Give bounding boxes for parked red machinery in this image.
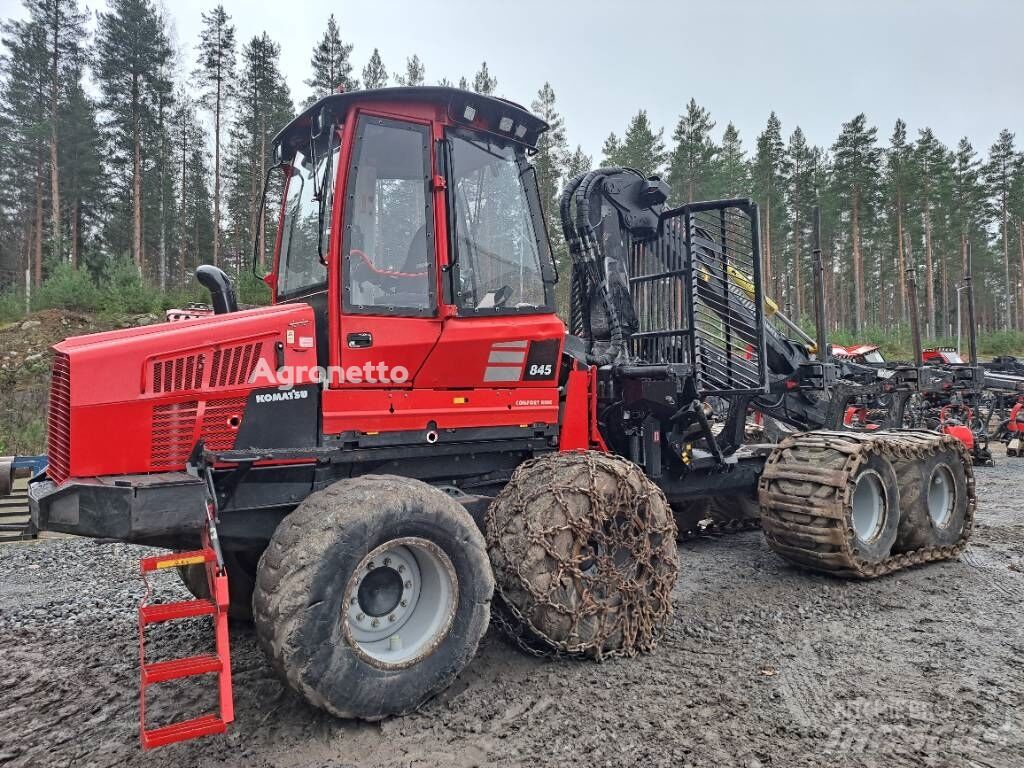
[19,87,974,748]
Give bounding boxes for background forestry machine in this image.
[23,88,975,748]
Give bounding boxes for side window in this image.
[447,129,552,314]
[342,117,435,315]
[277,145,336,297]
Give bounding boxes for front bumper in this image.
[29,472,208,541]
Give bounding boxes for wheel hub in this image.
[342,537,457,669]
[927,465,954,528]
[851,470,885,543]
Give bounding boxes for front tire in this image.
[253,475,493,720]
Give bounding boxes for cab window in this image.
[277,145,336,298]
[342,117,435,315]
[447,128,553,314]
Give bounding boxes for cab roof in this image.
[274,86,549,156]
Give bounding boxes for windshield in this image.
[447,129,552,313]
[863,350,885,364]
[277,143,338,297]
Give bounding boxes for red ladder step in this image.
[141,714,226,750]
[142,654,222,685]
[139,599,216,624]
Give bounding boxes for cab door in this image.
[333,114,442,387]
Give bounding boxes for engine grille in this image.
[150,397,246,470]
[47,352,71,484]
[149,342,264,394]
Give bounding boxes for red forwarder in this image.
[25,87,973,749]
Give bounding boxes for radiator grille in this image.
[151,401,199,469]
[47,352,71,484]
[151,397,245,469]
[200,397,247,451]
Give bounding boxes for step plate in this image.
[141,714,226,750]
[142,654,222,685]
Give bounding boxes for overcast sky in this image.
[1,0,1021,161]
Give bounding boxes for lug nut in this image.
[371,618,380,628]
[388,614,396,622]
[367,561,375,569]
[400,599,408,608]
[398,565,405,573]
[404,580,412,589]
[356,613,365,621]
[384,557,391,566]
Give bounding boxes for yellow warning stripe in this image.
[154,554,206,570]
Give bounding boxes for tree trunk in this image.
[213,75,222,267]
[763,200,772,300]
[33,170,44,286]
[70,199,79,269]
[1003,206,1011,330]
[851,186,863,333]
[895,204,905,322]
[793,204,802,320]
[179,133,188,288]
[258,123,267,269]
[924,207,935,338]
[1018,218,1024,330]
[132,76,143,273]
[48,8,62,261]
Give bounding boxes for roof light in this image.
[498,116,514,132]
[514,124,527,139]
[462,104,477,121]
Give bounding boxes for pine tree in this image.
[394,55,425,87]
[304,14,356,105]
[985,129,1016,329]
[600,132,622,167]
[226,33,293,271]
[708,122,749,199]
[667,98,716,204]
[471,62,496,95]
[58,81,104,269]
[26,0,88,263]
[606,110,665,178]
[884,119,913,322]
[752,112,787,302]
[784,127,815,318]
[831,113,880,331]
[361,48,388,89]
[0,14,50,285]
[565,145,592,181]
[194,4,236,269]
[912,128,950,335]
[94,0,173,272]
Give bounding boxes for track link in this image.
[758,430,975,578]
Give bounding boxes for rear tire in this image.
[178,549,259,622]
[252,475,493,720]
[894,448,969,551]
[846,454,901,563]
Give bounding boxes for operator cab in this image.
[264,87,563,437]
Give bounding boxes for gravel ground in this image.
[1,453,1022,768]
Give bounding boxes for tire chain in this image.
[758,429,975,578]
[485,450,678,661]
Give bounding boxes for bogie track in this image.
[758,430,975,578]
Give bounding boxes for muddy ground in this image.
[1,453,1022,768]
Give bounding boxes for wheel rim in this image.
[342,537,458,669]
[851,470,885,543]
[927,465,955,528]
